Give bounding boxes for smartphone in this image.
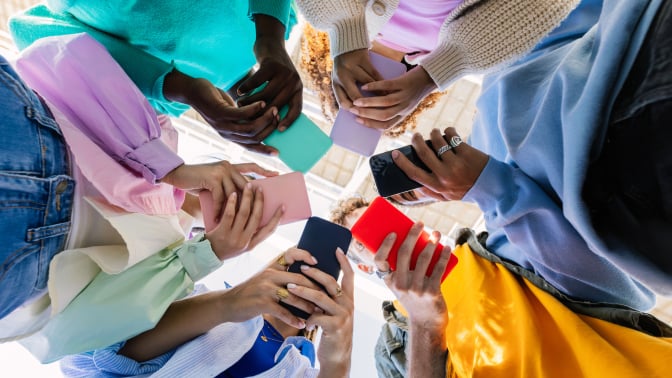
[350,197,458,282]
[199,172,312,232]
[283,216,352,319]
[330,52,407,156]
[239,82,333,173]
[369,140,433,197]
[264,113,332,173]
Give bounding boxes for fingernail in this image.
[306,324,315,331]
[278,126,286,132]
[353,99,362,106]
[272,107,278,116]
[336,247,345,255]
[281,205,287,213]
[287,283,297,289]
[246,182,252,189]
[230,192,237,199]
[260,101,266,108]
[391,150,400,159]
[355,117,364,125]
[312,256,318,264]
[386,233,396,240]
[361,84,369,90]
[298,320,306,329]
[270,150,279,157]
[300,264,310,271]
[349,108,359,115]
[256,186,263,193]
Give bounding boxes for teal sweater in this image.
[10,0,293,116]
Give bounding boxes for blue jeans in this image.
[374,300,408,378]
[0,56,74,319]
[583,0,672,276]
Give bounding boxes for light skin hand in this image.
[118,248,319,361]
[205,184,272,260]
[350,66,437,129]
[288,249,355,378]
[163,69,280,155]
[374,224,451,378]
[332,49,384,110]
[393,127,490,200]
[237,14,303,132]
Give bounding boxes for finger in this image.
[411,240,437,290]
[443,127,465,154]
[219,191,238,229]
[249,205,284,249]
[210,100,266,122]
[360,79,398,93]
[287,282,342,315]
[244,186,264,233]
[233,163,279,178]
[412,132,444,173]
[355,115,403,130]
[226,106,279,139]
[277,92,303,131]
[416,186,446,202]
[350,104,403,122]
[237,70,272,98]
[231,184,254,232]
[373,232,397,272]
[351,92,402,108]
[277,290,319,318]
[268,303,307,329]
[273,247,318,270]
[392,149,438,188]
[226,165,249,193]
[428,245,453,288]
[333,83,354,109]
[397,222,424,276]
[298,264,341,296]
[336,248,355,297]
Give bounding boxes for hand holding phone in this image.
[199,172,312,232]
[283,217,352,319]
[369,140,433,197]
[350,197,458,281]
[330,52,407,156]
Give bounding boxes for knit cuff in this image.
[329,13,370,57]
[419,43,472,91]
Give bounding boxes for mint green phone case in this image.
[264,108,332,173]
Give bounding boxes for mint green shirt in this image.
[10,0,292,116]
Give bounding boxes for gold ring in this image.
[276,288,290,301]
[334,285,343,297]
[276,254,288,267]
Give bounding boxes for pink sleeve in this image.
[15,33,184,183]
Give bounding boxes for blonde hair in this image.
[300,23,445,137]
[329,196,370,226]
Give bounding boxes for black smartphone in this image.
[369,140,433,197]
[282,216,352,319]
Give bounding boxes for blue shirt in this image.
[463,0,665,310]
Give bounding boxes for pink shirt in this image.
[16,33,185,216]
[377,0,464,56]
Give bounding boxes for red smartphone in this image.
[350,197,458,281]
[199,172,312,232]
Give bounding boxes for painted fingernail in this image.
[312,256,318,264]
[298,320,306,329]
[336,247,345,255]
[272,108,278,116]
[287,283,297,289]
[353,99,363,106]
[300,264,310,271]
[391,150,400,159]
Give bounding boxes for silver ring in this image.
[375,269,391,279]
[437,144,453,157]
[449,135,463,148]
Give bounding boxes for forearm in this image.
[253,14,288,60]
[119,291,226,362]
[407,320,449,378]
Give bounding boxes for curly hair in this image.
[299,23,445,137]
[329,196,370,226]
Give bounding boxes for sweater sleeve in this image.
[419,0,580,90]
[294,0,372,57]
[9,4,174,110]
[15,33,183,183]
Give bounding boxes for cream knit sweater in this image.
[295,0,579,90]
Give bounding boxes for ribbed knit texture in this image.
[295,0,579,89]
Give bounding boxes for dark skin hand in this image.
[393,127,490,201]
[163,69,280,155]
[237,14,303,133]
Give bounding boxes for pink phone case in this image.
[199,172,312,232]
[330,52,407,156]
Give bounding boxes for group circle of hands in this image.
[159,44,494,360]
